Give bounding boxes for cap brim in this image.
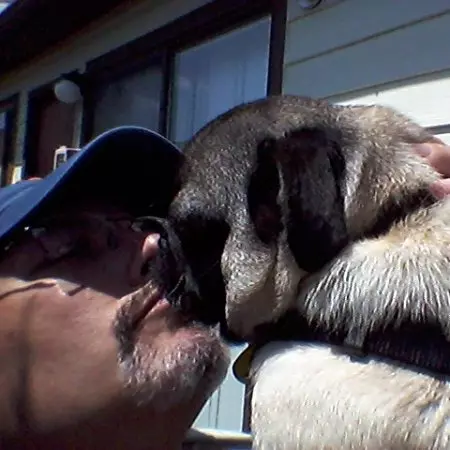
[0,126,182,246]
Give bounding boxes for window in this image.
[84,0,285,146]
[0,98,17,186]
[91,65,163,138]
[170,17,271,147]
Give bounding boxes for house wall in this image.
[0,0,213,179]
[283,0,450,143]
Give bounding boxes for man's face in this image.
[0,201,229,449]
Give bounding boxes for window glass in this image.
[170,17,271,431]
[170,17,271,148]
[92,66,162,137]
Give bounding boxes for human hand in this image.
[414,141,450,197]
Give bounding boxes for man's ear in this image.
[247,128,349,273]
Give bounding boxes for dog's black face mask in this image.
[168,210,233,339]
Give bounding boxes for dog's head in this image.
[165,95,441,341]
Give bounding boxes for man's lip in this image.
[123,273,201,331]
[124,284,167,329]
[132,295,164,328]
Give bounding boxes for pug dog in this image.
[163,94,450,449]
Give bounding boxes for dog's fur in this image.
[167,95,450,449]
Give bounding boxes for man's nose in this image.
[128,233,160,286]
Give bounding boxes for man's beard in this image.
[113,288,229,410]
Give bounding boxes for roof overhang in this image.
[0,0,129,76]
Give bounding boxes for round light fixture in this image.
[53,78,82,104]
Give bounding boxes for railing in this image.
[183,428,253,449]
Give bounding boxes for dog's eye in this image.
[170,215,230,325]
[174,216,229,280]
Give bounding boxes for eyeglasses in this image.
[2,213,164,261]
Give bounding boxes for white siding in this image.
[283,0,450,135]
[285,0,450,67]
[330,72,450,129]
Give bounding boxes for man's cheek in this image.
[30,251,134,299]
[0,241,49,277]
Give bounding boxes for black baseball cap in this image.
[0,126,183,247]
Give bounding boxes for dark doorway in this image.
[25,86,76,178]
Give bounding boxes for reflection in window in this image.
[170,17,271,147]
[92,65,163,137]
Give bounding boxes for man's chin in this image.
[113,295,230,410]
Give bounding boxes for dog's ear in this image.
[247,128,349,272]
